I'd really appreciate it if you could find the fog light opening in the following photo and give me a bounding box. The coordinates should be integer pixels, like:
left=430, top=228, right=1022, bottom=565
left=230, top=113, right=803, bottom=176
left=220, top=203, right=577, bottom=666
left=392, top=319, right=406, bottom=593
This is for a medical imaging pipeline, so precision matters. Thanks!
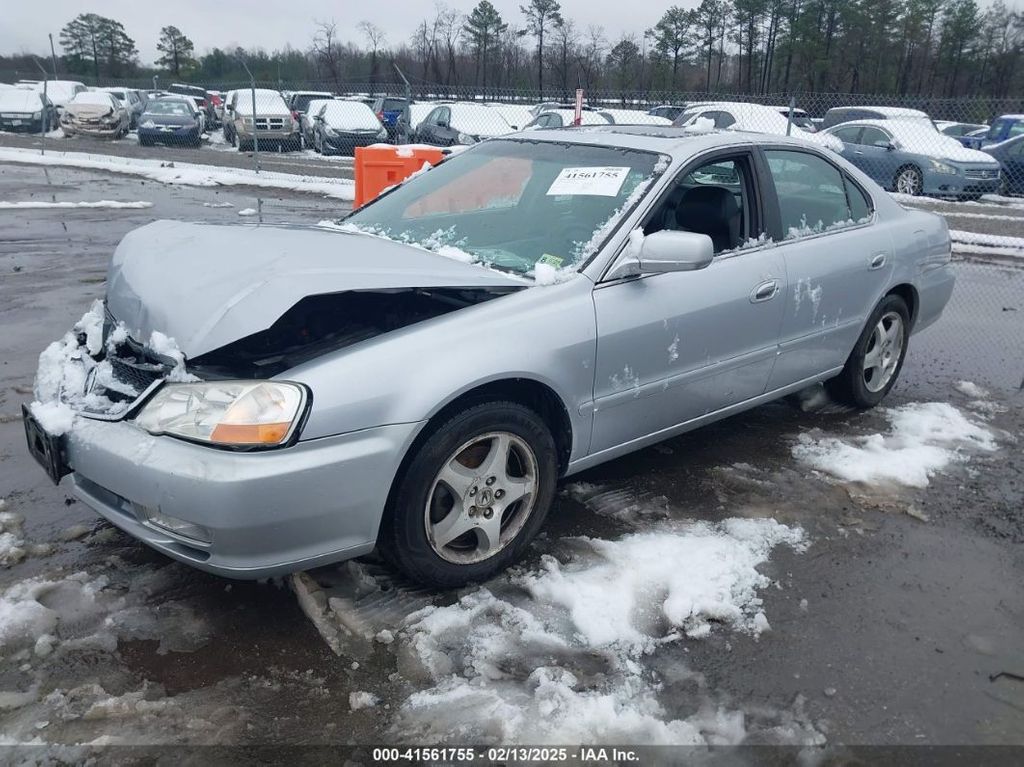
left=134, top=503, right=212, bottom=544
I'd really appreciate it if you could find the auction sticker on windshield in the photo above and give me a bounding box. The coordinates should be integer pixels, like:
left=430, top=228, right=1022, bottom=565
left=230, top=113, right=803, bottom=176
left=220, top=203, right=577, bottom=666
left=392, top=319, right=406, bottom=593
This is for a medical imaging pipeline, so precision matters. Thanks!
left=547, top=166, right=630, bottom=196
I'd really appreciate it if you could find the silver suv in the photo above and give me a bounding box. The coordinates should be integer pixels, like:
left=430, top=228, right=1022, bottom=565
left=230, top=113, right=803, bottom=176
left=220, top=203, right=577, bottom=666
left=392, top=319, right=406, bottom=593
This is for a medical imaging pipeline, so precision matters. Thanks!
left=223, top=88, right=299, bottom=151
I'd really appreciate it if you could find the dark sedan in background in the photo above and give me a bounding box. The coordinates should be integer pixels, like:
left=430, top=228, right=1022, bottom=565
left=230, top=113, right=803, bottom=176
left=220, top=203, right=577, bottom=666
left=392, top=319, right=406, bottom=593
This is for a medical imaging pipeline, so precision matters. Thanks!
left=309, top=100, right=387, bottom=155
left=137, top=98, right=203, bottom=147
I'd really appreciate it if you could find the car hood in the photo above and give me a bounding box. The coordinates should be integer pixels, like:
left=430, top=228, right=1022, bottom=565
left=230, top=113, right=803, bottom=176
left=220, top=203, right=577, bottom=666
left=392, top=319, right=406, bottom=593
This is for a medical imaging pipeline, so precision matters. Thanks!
left=105, top=220, right=527, bottom=358
left=140, top=113, right=195, bottom=126
left=67, top=104, right=115, bottom=118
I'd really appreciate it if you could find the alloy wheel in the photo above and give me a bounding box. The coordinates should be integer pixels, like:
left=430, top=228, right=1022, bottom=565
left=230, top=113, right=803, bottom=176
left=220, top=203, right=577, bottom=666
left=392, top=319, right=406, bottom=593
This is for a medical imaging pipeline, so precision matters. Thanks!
left=424, top=431, right=539, bottom=565
left=896, top=168, right=922, bottom=196
left=862, top=311, right=905, bottom=393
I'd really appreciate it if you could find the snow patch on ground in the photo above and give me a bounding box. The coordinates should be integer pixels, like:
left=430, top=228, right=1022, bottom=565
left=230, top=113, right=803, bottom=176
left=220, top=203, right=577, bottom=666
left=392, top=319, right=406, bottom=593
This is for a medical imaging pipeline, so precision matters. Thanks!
left=793, top=402, right=996, bottom=488
left=950, top=229, right=1024, bottom=253
left=0, top=147, right=355, bottom=200
left=0, top=200, right=153, bottom=210
left=391, top=518, right=811, bottom=744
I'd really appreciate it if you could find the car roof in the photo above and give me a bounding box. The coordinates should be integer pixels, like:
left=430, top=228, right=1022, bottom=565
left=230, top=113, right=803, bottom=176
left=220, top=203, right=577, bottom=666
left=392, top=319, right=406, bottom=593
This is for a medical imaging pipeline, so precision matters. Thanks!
left=994, top=114, right=1024, bottom=120
left=501, top=124, right=826, bottom=155
left=828, top=105, right=929, bottom=118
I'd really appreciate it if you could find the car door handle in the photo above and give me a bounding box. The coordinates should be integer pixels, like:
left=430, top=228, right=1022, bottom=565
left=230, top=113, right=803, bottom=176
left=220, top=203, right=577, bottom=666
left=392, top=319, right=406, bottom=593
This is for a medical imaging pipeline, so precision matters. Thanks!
left=750, top=280, right=779, bottom=303
left=869, top=253, right=887, bottom=270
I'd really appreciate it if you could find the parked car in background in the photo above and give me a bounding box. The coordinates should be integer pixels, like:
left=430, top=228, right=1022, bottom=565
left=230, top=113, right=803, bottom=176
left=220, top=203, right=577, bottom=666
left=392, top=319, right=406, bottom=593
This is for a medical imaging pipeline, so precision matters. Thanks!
left=60, top=91, right=130, bottom=138
left=981, top=134, right=1024, bottom=195
left=206, top=90, right=225, bottom=124
left=414, top=102, right=511, bottom=146
left=820, top=106, right=934, bottom=130
left=0, top=88, right=56, bottom=132
left=224, top=88, right=299, bottom=151
left=648, top=104, right=686, bottom=120
left=770, top=106, right=817, bottom=132
left=100, top=87, right=146, bottom=128
left=299, top=98, right=337, bottom=147
left=960, top=114, right=1024, bottom=149
left=309, top=100, right=387, bottom=155
left=165, top=95, right=205, bottom=133
left=24, top=128, right=953, bottom=586
left=529, top=101, right=596, bottom=117
left=525, top=109, right=611, bottom=128
left=825, top=119, right=1001, bottom=199
left=487, top=103, right=533, bottom=131
left=673, top=102, right=843, bottom=151
left=371, top=96, right=412, bottom=140
left=18, top=80, right=87, bottom=113
left=288, top=91, right=333, bottom=118
left=598, top=109, right=672, bottom=126
left=935, top=121, right=987, bottom=138
left=397, top=102, right=446, bottom=142
left=167, top=83, right=216, bottom=126
left=137, top=98, right=203, bottom=147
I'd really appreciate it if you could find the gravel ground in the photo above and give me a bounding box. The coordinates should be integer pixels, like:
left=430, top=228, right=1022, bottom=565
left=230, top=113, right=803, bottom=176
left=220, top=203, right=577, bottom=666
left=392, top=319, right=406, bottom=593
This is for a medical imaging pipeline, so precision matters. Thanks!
left=0, top=161, right=1021, bottom=754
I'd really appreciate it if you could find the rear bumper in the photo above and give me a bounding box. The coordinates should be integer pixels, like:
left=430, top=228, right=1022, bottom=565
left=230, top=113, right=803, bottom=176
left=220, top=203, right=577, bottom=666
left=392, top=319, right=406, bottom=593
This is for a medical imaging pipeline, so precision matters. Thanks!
left=0, top=118, right=44, bottom=132
left=913, top=263, right=956, bottom=334
left=63, top=417, right=422, bottom=578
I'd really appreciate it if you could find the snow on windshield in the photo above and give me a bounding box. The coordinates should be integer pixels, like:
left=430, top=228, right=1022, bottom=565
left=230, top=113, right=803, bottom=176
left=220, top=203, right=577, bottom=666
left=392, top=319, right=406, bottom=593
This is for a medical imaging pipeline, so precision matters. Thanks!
left=321, top=101, right=381, bottom=130
left=340, top=140, right=670, bottom=283
left=70, top=92, right=116, bottom=108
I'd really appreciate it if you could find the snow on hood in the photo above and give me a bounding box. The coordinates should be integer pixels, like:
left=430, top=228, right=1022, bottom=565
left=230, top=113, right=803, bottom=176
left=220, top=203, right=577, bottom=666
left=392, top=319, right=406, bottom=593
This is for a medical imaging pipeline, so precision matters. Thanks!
left=0, top=89, right=46, bottom=112
left=880, top=120, right=998, bottom=164
left=105, top=220, right=525, bottom=358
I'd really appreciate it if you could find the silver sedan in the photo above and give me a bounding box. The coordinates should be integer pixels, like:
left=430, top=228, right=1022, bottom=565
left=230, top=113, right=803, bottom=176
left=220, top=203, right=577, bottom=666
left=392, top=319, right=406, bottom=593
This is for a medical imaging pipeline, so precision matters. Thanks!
left=24, top=127, right=954, bottom=587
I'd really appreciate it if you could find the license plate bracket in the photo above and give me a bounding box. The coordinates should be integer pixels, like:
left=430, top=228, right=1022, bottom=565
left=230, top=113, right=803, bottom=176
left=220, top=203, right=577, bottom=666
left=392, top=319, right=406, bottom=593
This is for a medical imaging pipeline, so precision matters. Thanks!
left=22, top=404, right=70, bottom=485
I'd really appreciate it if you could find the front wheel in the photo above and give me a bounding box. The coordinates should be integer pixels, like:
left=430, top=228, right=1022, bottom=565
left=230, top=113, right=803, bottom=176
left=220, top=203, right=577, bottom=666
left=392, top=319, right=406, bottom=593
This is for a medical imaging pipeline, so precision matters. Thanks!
left=894, top=166, right=924, bottom=196
left=379, top=401, right=558, bottom=588
left=827, top=294, right=910, bottom=408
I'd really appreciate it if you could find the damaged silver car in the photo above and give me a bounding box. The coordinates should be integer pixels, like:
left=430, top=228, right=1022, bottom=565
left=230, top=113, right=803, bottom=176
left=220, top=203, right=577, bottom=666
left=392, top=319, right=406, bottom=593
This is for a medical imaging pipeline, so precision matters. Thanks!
left=24, top=127, right=955, bottom=587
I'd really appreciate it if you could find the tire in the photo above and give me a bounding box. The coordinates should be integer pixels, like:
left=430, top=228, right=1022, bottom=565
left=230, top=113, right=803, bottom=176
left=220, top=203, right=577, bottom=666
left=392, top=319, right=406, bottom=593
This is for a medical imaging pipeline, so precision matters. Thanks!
left=827, top=294, right=910, bottom=409
left=379, top=401, right=558, bottom=588
left=893, top=165, right=924, bottom=196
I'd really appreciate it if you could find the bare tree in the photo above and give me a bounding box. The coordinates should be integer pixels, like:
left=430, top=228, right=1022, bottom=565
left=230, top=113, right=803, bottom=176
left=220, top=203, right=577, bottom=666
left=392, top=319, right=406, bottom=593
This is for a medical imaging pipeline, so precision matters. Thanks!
left=358, top=21, right=387, bottom=87
left=312, top=20, right=343, bottom=89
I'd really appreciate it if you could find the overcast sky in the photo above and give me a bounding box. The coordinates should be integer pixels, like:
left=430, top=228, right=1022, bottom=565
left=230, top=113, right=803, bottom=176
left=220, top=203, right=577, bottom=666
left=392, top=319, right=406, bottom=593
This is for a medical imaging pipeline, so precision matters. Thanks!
left=3, top=0, right=704, bottom=64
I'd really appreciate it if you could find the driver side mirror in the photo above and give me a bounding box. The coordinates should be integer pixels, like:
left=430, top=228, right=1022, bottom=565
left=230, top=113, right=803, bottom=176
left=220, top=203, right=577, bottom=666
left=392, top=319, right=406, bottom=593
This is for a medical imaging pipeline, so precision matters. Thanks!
left=608, top=230, right=715, bottom=279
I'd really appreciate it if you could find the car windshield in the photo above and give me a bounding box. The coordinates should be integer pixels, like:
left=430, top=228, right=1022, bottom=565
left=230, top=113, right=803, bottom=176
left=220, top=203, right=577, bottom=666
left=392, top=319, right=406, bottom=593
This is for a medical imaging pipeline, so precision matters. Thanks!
left=322, top=101, right=380, bottom=129
left=342, top=139, right=665, bottom=278
left=147, top=101, right=192, bottom=116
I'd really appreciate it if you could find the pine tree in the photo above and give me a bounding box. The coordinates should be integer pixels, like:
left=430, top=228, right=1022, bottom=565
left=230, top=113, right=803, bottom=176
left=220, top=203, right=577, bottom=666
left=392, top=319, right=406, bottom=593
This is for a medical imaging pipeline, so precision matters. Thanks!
left=464, top=1, right=508, bottom=87
left=156, top=26, right=196, bottom=77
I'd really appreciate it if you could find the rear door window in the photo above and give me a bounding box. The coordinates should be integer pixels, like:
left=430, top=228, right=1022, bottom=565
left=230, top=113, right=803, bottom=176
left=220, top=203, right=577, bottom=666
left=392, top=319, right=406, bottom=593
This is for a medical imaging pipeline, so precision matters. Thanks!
left=764, top=150, right=863, bottom=238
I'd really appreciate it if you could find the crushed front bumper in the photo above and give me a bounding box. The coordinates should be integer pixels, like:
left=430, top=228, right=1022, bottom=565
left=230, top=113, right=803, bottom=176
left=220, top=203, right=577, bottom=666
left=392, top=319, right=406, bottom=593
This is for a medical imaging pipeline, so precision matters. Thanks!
left=62, top=416, right=421, bottom=578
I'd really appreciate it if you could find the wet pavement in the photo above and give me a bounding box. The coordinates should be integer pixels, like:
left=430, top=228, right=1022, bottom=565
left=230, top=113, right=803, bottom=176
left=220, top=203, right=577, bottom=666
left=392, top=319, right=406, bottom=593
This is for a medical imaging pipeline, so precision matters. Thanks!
left=0, top=163, right=1022, bottom=750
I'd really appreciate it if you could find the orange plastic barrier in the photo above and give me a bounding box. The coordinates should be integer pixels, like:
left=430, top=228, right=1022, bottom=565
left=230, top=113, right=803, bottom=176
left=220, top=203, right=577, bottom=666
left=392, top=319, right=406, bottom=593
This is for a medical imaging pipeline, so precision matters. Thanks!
left=353, top=145, right=446, bottom=208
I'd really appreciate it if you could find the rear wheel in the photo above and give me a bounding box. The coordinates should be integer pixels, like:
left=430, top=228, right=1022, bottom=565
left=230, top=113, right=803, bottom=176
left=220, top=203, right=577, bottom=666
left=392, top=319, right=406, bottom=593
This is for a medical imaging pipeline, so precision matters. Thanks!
left=379, top=401, right=558, bottom=588
left=827, top=294, right=910, bottom=408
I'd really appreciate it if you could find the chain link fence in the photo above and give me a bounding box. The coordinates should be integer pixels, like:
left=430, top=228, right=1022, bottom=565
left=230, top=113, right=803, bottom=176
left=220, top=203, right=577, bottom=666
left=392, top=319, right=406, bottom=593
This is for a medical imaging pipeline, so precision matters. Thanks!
left=2, top=75, right=1021, bottom=389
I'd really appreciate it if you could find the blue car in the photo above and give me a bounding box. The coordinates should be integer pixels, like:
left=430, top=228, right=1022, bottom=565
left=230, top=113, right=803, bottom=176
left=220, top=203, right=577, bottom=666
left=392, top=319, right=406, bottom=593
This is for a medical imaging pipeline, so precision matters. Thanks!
left=982, top=134, right=1024, bottom=195
left=137, top=98, right=203, bottom=147
left=371, top=96, right=411, bottom=140
left=960, top=114, right=1024, bottom=149
left=825, top=119, right=1001, bottom=200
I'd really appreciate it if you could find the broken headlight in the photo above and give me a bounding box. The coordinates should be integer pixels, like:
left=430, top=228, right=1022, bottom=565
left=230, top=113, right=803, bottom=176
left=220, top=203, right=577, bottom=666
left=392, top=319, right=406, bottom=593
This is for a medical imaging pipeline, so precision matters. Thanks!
left=134, top=381, right=306, bottom=447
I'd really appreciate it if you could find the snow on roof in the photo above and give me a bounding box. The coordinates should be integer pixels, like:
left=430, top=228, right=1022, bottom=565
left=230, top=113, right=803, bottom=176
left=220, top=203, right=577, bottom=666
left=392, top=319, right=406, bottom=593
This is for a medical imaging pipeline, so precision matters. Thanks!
left=600, top=109, right=672, bottom=125
left=848, top=106, right=930, bottom=118
left=681, top=102, right=841, bottom=150
left=837, top=118, right=998, bottom=162
left=448, top=103, right=513, bottom=136
left=543, top=109, right=611, bottom=126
